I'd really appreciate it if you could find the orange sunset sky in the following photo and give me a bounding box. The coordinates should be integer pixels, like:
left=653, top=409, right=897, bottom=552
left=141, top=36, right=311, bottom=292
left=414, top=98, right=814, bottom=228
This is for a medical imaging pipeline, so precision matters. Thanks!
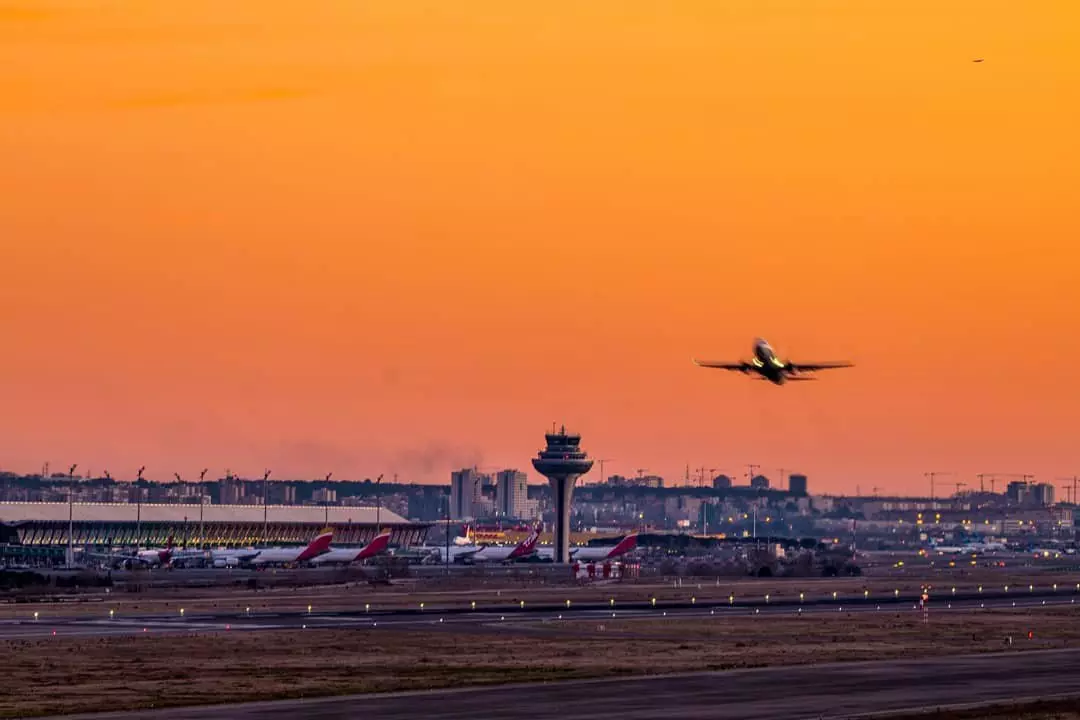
left=1, top=1, right=1078, bottom=494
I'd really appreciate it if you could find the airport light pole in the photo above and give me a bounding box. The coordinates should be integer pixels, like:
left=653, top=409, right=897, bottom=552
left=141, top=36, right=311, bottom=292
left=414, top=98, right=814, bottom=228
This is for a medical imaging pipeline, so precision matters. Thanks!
left=135, top=466, right=145, bottom=546
left=199, top=469, right=208, bottom=549
left=324, top=473, right=332, bottom=526
left=262, top=470, right=271, bottom=545
left=444, top=494, right=451, bottom=576
left=67, top=464, right=77, bottom=568
left=374, top=474, right=384, bottom=536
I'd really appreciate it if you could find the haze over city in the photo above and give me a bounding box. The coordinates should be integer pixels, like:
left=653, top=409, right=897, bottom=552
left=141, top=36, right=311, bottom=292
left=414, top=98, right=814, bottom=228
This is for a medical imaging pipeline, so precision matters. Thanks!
left=2, top=1, right=1078, bottom=492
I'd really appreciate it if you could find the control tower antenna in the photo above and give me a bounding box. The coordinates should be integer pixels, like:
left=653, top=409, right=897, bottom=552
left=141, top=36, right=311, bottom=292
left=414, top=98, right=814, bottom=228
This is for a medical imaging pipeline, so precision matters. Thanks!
left=532, top=425, right=594, bottom=563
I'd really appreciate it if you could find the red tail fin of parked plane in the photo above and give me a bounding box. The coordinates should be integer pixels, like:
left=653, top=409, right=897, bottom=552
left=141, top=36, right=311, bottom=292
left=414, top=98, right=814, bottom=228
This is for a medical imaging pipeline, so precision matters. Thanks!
left=507, top=529, right=541, bottom=559
left=295, top=528, right=334, bottom=562
left=605, top=533, right=639, bottom=559
left=356, top=531, right=392, bottom=561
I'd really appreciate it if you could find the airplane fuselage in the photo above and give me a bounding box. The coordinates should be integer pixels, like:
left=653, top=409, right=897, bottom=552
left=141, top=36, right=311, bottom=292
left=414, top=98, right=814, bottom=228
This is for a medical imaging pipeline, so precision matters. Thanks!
left=752, top=340, right=788, bottom=385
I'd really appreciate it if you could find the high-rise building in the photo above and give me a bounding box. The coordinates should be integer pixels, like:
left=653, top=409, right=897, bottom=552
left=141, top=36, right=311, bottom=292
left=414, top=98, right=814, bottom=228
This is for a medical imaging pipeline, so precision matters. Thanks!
left=450, top=468, right=485, bottom=520
left=1032, top=483, right=1056, bottom=507
left=1007, top=481, right=1029, bottom=505
left=312, top=487, right=337, bottom=504
left=497, top=469, right=529, bottom=519
left=269, top=484, right=296, bottom=505
left=218, top=478, right=242, bottom=505
left=788, top=474, right=808, bottom=496
left=750, top=474, right=770, bottom=490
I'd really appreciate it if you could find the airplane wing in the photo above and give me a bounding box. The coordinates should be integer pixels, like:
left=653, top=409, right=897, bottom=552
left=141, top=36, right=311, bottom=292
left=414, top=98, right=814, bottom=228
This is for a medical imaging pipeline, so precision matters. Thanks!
left=787, top=361, right=853, bottom=372
left=692, top=359, right=754, bottom=372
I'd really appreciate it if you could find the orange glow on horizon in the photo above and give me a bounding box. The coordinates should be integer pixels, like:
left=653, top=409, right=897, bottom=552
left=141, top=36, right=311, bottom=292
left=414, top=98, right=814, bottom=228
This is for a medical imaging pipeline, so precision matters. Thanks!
left=1, top=1, right=1078, bottom=493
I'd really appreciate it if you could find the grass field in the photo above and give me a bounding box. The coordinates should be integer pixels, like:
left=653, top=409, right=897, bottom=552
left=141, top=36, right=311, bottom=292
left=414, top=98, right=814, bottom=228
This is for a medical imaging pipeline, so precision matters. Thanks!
left=3, top=607, right=1080, bottom=717
left=891, top=701, right=1080, bottom=719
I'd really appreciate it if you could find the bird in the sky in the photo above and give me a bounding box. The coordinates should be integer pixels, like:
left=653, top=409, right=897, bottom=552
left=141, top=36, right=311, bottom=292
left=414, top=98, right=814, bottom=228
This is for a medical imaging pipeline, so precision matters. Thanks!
left=973, top=58, right=985, bottom=63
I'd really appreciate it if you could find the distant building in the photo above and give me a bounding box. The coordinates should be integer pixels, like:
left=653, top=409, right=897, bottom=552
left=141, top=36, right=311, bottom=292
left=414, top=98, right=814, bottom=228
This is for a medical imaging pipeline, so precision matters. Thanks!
left=269, top=484, right=296, bottom=505
left=218, top=478, right=242, bottom=505
left=450, top=468, right=486, bottom=520
left=497, top=469, right=529, bottom=519
left=312, top=487, right=337, bottom=504
left=1032, top=483, right=1055, bottom=507
left=750, top=474, right=770, bottom=490
left=788, top=474, right=808, bottom=496
left=638, top=475, right=665, bottom=488
left=1006, top=481, right=1030, bottom=505
left=712, top=475, right=733, bottom=489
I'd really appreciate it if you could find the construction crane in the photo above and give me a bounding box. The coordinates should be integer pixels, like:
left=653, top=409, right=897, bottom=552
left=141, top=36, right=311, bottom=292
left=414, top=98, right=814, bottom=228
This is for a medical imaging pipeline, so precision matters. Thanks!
left=694, top=466, right=720, bottom=487
left=636, top=468, right=649, bottom=479
left=953, top=481, right=967, bottom=497
left=924, top=471, right=953, bottom=500
left=983, top=473, right=1035, bottom=496
left=745, top=464, right=761, bottom=484
left=593, top=459, right=614, bottom=485
left=871, top=486, right=880, bottom=498
left=1056, top=476, right=1079, bottom=506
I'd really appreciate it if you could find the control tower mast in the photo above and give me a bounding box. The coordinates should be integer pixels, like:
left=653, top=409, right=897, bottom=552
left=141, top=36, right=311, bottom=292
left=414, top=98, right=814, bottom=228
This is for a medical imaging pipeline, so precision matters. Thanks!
left=532, top=425, right=594, bottom=563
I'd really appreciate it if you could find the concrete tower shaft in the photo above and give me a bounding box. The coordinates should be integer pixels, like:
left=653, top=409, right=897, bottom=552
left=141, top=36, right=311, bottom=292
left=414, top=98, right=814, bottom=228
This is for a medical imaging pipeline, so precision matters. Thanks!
left=531, top=425, right=594, bottom=563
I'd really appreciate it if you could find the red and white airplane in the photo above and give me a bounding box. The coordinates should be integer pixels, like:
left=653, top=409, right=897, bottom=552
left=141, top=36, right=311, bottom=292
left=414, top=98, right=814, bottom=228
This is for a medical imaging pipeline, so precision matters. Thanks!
left=537, top=533, right=639, bottom=562
left=210, top=528, right=334, bottom=567
left=430, top=528, right=542, bottom=564
left=89, top=537, right=177, bottom=568
left=309, top=531, right=392, bottom=565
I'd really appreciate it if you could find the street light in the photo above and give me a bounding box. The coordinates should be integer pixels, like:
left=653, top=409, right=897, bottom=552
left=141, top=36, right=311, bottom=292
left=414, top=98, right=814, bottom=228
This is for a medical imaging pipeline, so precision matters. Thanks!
left=135, top=466, right=146, bottom=546
left=198, top=469, right=208, bottom=549
left=262, top=470, right=271, bottom=544
left=374, top=474, right=384, bottom=535
left=67, top=464, right=77, bottom=568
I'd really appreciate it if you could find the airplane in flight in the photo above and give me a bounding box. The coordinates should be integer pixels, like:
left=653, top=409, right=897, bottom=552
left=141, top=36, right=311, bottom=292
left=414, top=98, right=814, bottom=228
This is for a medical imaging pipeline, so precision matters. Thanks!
left=308, top=531, right=393, bottom=566
left=693, top=338, right=853, bottom=385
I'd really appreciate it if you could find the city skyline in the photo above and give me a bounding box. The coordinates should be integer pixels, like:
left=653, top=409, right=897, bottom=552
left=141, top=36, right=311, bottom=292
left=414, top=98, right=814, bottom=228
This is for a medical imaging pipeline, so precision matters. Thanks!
left=2, top=2, right=1078, bottom=493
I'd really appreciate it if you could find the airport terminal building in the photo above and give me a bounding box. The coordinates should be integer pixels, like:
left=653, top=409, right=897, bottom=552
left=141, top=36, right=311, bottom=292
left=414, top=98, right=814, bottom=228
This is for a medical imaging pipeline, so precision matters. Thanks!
left=0, top=502, right=432, bottom=549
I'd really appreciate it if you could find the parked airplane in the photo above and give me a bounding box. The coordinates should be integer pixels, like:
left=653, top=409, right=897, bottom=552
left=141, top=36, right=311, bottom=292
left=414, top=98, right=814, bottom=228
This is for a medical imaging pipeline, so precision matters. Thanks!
left=931, top=539, right=1007, bottom=555
left=536, top=533, right=639, bottom=562
left=428, top=528, right=541, bottom=564
left=211, top=528, right=334, bottom=567
left=693, top=338, right=852, bottom=385
left=87, top=537, right=177, bottom=568
left=308, top=531, right=392, bottom=565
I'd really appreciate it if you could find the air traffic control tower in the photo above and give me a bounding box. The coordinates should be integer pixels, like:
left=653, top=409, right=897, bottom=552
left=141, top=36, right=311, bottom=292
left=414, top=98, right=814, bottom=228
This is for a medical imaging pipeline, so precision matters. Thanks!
left=532, top=426, right=594, bottom=563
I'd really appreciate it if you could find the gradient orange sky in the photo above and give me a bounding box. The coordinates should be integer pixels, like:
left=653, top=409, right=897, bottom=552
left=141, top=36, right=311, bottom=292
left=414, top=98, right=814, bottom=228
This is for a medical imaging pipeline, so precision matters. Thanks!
left=2, top=1, right=1078, bottom=494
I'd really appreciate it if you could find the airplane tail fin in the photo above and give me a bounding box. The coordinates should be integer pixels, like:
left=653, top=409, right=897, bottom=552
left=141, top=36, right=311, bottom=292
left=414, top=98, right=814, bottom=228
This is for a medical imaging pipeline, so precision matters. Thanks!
left=508, top=529, right=541, bottom=559
left=295, top=527, right=334, bottom=562
left=357, top=531, right=392, bottom=560
left=606, top=533, right=639, bottom=559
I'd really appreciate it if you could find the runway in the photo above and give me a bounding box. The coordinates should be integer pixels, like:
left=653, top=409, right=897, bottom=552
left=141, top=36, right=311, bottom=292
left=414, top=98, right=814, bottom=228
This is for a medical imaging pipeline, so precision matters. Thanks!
left=48, top=648, right=1080, bottom=719
left=1, top=591, right=1076, bottom=640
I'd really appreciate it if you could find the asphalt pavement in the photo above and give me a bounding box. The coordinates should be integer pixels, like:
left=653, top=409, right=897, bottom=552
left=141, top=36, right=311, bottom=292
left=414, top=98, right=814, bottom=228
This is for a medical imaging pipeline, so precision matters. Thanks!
left=47, top=648, right=1080, bottom=719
